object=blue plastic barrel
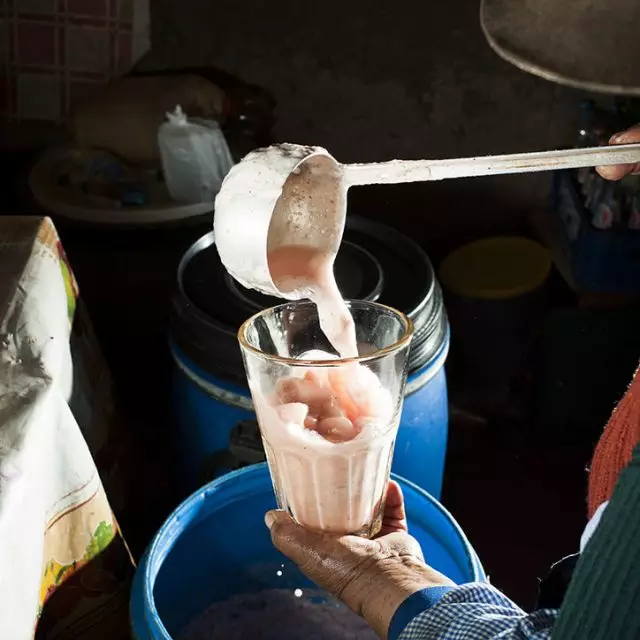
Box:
[170,216,450,498]
[130,464,484,639]
[171,331,449,499]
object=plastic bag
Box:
[158,105,234,204]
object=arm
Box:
[264,483,457,639]
[390,583,556,640]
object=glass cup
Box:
[238,300,413,538]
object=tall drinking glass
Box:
[238,300,413,538]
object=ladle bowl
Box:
[214,144,346,299]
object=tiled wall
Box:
[0,0,149,121]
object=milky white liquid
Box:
[250,243,399,536]
[224,158,398,535]
[214,143,404,534]
[252,355,398,535]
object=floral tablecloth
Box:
[0,217,134,639]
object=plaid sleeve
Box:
[395,583,557,640]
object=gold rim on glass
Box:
[237,300,414,367]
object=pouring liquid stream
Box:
[268,244,358,359]
[256,246,396,532]
[260,245,398,534]
[234,161,401,535]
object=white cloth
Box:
[0,218,126,639]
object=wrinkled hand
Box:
[597,124,640,180]
[265,481,454,639]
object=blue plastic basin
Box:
[131,464,484,639]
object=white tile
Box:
[17,73,60,120]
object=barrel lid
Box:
[183,235,384,329]
[171,216,446,379]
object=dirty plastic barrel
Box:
[130,464,485,639]
[170,215,450,498]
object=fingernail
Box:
[264,511,276,530]
[610,132,625,144]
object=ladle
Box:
[214,142,640,298]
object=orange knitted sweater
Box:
[588,365,640,518]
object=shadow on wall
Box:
[141,0,590,235]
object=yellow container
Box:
[439,237,551,301]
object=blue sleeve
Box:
[388,583,558,640]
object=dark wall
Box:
[144,0,587,240]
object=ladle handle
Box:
[343,143,640,186]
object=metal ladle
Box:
[214,142,640,298]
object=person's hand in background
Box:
[596,124,640,180]
[265,481,454,639]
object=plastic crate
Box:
[551,170,640,293]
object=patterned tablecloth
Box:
[0,217,135,639]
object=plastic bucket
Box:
[439,237,551,405]
[130,464,484,639]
